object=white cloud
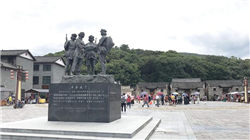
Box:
[0,0,248,58]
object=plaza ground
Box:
[0,101,249,140]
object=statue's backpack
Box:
[105,37,114,52]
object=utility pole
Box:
[15,65,22,104]
[11,65,28,108]
[244,77,248,103]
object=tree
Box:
[107,60,141,86]
[45,44,249,85]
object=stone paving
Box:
[1,101,250,140]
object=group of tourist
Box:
[121,93,135,112]
[134,90,202,108]
[212,93,245,102]
[5,95,25,108]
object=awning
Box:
[239,90,250,94]
[191,92,200,95]
[25,89,49,93]
[227,92,239,95]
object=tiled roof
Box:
[172,78,201,82]
[0,61,17,69]
[172,82,204,89]
[137,82,168,89]
[0,49,36,60]
[206,80,242,87]
[1,50,28,56]
[34,56,61,63]
[171,78,203,89]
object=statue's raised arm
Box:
[64,34,69,51]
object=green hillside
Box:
[45,44,250,86]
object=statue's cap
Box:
[100,29,107,32]
[89,35,94,38]
[78,32,85,36]
[71,34,77,37]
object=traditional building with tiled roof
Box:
[33,56,65,90]
[170,78,205,97]
[0,49,36,99]
[136,82,169,95]
[205,80,244,100]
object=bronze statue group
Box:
[64,29,114,75]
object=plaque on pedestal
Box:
[48,76,121,122]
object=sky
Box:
[0,0,249,59]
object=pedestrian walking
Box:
[131,96,135,105]
[137,95,141,103]
[142,95,149,107]
[127,95,131,109]
[8,95,13,105]
[197,96,200,104]
[121,93,127,112]
[192,95,195,104]
[156,95,160,107]
[171,94,175,105]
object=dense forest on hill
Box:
[46,44,250,86]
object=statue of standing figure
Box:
[97,29,114,75]
[64,34,77,75]
[72,32,85,75]
[63,29,114,76]
[84,35,98,75]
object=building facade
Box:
[205,80,243,100]
[0,62,17,99]
[135,79,245,100]
[33,56,65,89]
[136,82,169,95]
[0,50,35,96]
[170,78,205,97]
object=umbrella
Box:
[239,90,250,94]
[192,92,200,95]
[182,93,188,97]
[157,92,163,95]
[172,92,179,95]
[140,91,148,96]
[228,92,239,95]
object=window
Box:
[213,88,216,91]
[33,76,39,85]
[43,64,51,71]
[34,64,39,71]
[236,88,239,91]
[8,58,14,65]
[42,76,51,84]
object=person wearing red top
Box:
[127,95,131,109]
[142,95,149,107]
[137,95,141,103]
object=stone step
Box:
[0,116,152,138]
[0,118,161,140]
[0,132,101,140]
[132,118,161,140]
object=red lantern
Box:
[10,70,15,79]
[25,71,29,80]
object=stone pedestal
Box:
[61,75,115,83]
[48,75,121,122]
